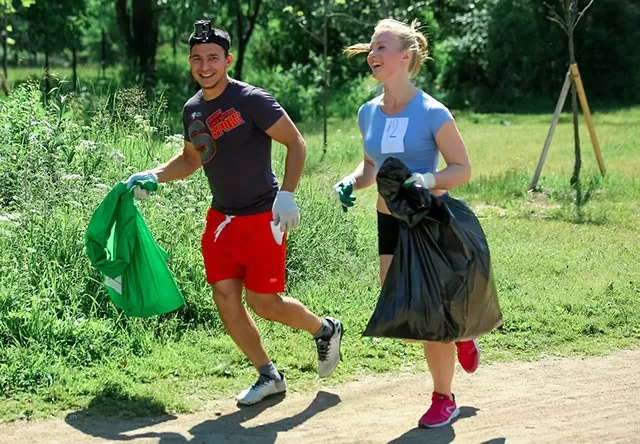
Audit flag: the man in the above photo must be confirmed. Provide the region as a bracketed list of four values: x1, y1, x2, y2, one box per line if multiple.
[126, 19, 343, 406]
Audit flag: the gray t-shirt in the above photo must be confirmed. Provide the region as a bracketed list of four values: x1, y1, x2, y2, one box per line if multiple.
[182, 79, 285, 215]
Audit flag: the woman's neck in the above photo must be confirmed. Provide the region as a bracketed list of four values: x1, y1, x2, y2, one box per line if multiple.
[381, 75, 417, 111]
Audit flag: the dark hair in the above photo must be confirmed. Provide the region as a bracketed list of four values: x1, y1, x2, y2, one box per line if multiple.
[189, 19, 231, 55]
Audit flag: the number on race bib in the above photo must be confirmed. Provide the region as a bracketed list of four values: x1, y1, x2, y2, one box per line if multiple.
[381, 117, 409, 154]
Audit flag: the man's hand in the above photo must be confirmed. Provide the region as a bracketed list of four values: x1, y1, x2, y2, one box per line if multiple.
[126, 171, 158, 199]
[272, 191, 300, 232]
[403, 172, 436, 189]
[334, 176, 356, 213]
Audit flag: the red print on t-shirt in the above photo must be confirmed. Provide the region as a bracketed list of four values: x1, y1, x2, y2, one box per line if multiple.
[206, 108, 246, 140]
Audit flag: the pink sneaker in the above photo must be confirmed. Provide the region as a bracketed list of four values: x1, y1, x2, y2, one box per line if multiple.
[418, 392, 460, 428]
[456, 339, 480, 373]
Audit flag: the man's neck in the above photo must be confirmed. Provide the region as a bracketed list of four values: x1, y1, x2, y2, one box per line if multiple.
[202, 75, 231, 101]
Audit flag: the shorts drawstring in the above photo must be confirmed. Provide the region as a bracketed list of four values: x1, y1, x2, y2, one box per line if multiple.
[214, 215, 234, 242]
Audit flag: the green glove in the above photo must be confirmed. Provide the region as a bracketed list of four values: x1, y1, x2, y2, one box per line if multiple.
[334, 176, 356, 213]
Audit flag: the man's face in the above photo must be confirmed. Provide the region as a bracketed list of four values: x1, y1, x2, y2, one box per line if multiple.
[188, 43, 232, 90]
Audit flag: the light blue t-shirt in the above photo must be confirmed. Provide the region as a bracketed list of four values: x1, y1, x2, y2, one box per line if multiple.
[358, 90, 453, 174]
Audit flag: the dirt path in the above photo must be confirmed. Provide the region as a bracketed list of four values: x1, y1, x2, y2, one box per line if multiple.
[3, 348, 640, 443]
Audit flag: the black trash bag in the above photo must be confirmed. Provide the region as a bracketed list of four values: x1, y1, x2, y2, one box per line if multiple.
[362, 157, 502, 342]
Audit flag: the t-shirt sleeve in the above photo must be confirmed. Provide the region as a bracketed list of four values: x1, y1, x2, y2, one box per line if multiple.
[182, 104, 191, 142]
[357, 103, 367, 134]
[428, 102, 454, 136]
[249, 87, 286, 132]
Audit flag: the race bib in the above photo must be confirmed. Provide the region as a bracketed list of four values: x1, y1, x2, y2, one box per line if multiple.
[381, 117, 409, 154]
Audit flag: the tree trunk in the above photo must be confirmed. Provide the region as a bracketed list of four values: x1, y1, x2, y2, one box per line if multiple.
[322, 0, 328, 156]
[1, 24, 7, 94]
[116, 0, 158, 88]
[115, 0, 133, 57]
[44, 50, 50, 103]
[72, 44, 78, 90]
[132, 0, 158, 88]
[233, 0, 263, 81]
[172, 27, 177, 68]
[101, 28, 107, 79]
[568, 7, 581, 187]
[234, 4, 245, 80]
[2, 28, 7, 81]
[0, 73, 8, 95]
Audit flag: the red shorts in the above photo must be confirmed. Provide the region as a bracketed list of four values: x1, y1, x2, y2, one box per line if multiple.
[200, 207, 287, 294]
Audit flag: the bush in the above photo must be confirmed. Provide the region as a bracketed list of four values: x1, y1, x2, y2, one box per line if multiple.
[0, 82, 374, 395]
[244, 63, 323, 122]
[437, 0, 640, 111]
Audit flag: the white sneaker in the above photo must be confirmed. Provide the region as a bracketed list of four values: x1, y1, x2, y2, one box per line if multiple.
[236, 373, 286, 406]
[316, 317, 343, 378]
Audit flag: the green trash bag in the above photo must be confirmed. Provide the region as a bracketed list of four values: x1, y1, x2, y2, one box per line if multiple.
[84, 179, 185, 317]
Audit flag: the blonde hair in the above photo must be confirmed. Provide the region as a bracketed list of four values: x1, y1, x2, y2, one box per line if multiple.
[344, 18, 430, 77]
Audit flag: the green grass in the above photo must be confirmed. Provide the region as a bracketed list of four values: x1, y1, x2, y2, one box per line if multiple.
[1, 82, 639, 423]
[5, 65, 122, 90]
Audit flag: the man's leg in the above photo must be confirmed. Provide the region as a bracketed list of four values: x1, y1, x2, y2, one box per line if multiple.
[244, 290, 322, 334]
[245, 213, 343, 380]
[202, 211, 271, 368]
[245, 290, 343, 379]
[201, 209, 286, 405]
[211, 279, 287, 406]
[212, 278, 271, 369]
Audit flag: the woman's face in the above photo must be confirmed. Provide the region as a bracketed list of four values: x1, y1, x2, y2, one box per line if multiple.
[367, 30, 409, 82]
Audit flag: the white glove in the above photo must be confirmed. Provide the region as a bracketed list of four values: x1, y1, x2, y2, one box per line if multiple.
[133, 186, 152, 200]
[126, 171, 158, 199]
[272, 191, 300, 232]
[404, 172, 436, 189]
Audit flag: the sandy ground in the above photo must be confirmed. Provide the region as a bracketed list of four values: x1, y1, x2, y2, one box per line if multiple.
[2, 348, 639, 443]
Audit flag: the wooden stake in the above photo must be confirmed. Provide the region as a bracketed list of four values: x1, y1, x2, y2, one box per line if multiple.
[529, 68, 572, 191]
[570, 63, 606, 176]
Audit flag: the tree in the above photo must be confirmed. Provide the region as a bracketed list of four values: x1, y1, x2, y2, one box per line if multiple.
[115, 0, 159, 88]
[230, 0, 263, 81]
[80, 0, 119, 78]
[13, 0, 86, 96]
[547, 0, 595, 188]
[269, 0, 437, 151]
[158, 0, 226, 67]
[1, 0, 35, 92]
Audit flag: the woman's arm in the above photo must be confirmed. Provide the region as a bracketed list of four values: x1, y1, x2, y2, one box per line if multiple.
[432, 120, 472, 190]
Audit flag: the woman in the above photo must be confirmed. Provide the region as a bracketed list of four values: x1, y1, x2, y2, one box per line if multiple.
[335, 18, 479, 428]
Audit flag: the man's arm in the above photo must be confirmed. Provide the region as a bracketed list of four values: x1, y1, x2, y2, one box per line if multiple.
[150, 141, 202, 184]
[264, 114, 306, 193]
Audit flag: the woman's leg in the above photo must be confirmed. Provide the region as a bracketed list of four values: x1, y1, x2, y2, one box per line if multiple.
[377, 211, 460, 428]
[423, 341, 456, 397]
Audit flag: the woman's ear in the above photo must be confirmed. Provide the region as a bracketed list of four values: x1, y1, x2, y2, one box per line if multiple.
[402, 49, 412, 66]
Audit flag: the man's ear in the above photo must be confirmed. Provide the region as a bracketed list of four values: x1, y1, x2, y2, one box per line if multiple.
[226, 53, 234, 67]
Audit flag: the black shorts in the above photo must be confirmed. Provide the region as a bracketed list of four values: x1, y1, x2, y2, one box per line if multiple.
[377, 194, 453, 256]
[377, 211, 400, 256]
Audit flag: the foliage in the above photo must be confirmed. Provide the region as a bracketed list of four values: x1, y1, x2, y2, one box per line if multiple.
[2, 83, 640, 420]
[4, 1, 640, 113]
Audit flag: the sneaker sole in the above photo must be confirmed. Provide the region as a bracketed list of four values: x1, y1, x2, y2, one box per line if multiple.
[236, 383, 287, 406]
[418, 407, 460, 428]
